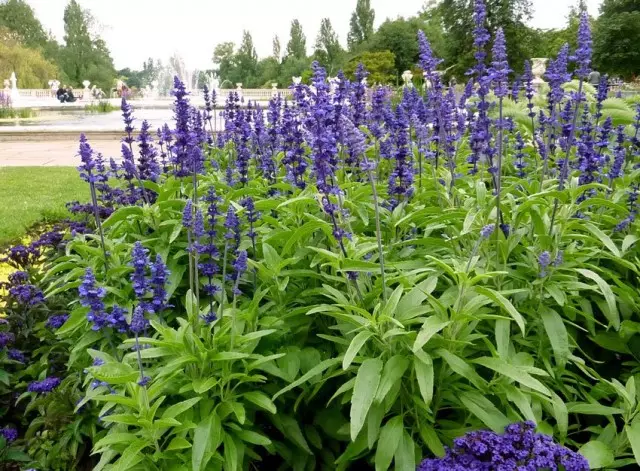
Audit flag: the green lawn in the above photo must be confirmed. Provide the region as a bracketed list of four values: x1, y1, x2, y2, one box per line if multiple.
[0, 167, 88, 246]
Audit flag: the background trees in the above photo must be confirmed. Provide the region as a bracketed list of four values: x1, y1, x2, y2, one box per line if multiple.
[593, 0, 640, 80]
[0, 0, 115, 90]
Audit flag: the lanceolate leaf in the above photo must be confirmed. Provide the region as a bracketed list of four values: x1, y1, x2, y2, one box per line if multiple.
[350, 358, 383, 441]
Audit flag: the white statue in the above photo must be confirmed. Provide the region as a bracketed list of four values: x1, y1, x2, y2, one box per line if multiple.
[9, 72, 19, 103]
[236, 82, 243, 100]
[531, 58, 548, 92]
[402, 70, 414, 88]
[271, 82, 278, 98]
[82, 80, 91, 100]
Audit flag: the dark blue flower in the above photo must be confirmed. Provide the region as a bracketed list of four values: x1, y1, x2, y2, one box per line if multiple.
[130, 242, 150, 298]
[7, 349, 26, 363]
[130, 304, 149, 334]
[0, 332, 15, 348]
[0, 427, 18, 443]
[79, 268, 107, 331]
[46, 314, 69, 329]
[149, 255, 170, 313]
[418, 422, 589, 471]
[28, 377, 61, 393]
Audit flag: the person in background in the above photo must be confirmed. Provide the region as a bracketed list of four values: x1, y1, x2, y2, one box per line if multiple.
[65, 86, 77, 103]
[588, 69, 601, 87]
[56, 85, 67, 103]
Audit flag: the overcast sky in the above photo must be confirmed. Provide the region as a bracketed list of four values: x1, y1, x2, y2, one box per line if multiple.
[26, 0, 602, 70]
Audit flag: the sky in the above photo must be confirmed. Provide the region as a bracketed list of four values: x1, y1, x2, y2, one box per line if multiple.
[26, 0, 602, 71]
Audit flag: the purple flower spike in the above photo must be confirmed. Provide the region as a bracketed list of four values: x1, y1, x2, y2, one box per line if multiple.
[575, 12, 592, 80]
[28, 377, 61, 394]
[480, 224, 495, 238]
[489, 28, 510, 98]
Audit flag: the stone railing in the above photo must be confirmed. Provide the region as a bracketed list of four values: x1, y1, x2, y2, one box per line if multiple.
[16, 88, 293, 102]
[18, 89, 85, 99]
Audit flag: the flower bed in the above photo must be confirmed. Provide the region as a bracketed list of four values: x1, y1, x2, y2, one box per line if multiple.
[1, 4, 640, 470]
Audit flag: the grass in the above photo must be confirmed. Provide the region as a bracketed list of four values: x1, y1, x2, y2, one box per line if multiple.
[0, 107, 38, 119]
[0, 167, 87, 247]
[84, 101, 117, 113]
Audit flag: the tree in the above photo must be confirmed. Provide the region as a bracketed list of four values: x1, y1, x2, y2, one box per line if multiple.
[278, 56, 311, 86]
[0, 41, 60, 88]
[213, 42, 237, 83]
[347, 0, 375, 51]
[314, 18, 344, 74]
[594, 0, 640, 80]
[273, 35, 281, 61]
[0, 0, 48, 50]
[257, 57, 280, 86]
[60, 0, 115, 90]
[236, 30, 259, 87]
[344, 51, 396, 84]
[439, 0, 534, 77]
[286, 19, 307, 60]
[370, 17, 423, 75]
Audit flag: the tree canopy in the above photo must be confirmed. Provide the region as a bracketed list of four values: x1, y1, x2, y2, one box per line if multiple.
[594, 0, 640, 79]
[347, 0, 375, 51]
[286, 19, 307, 60]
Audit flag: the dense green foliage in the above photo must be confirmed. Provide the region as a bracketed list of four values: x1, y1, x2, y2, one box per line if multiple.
[0, 0, 116, 90]
[593, 0, 640, 80]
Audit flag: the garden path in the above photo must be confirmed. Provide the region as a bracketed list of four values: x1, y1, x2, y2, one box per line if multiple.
[0, 139, 121, 166]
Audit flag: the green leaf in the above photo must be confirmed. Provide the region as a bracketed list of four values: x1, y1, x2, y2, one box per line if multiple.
[55, 306, 88, 336]
[412, 316, 450, 353]
[223, 432, 239, 471]
[243, 391, 277, 414]
[162, 397, 202, 419]
[540, 307, 569, 368]
[273, 358, 340, 400]
[350, 358, 383, 441]
[459, 392, 510, 433]
[394, 430, 416, 471]
[436, 349, 486, 389]
[192, 413, 222, 471]
[495, 319, 510, 359]
[375, 416, 404, 471]
[414, 355, 434, 407]
[235, 429, 271, 446]
[473, 357, 551, 396]
[583, 222, 621, 257]
[419, 425, 445, 457]
[475, 287, 525, 335]
[625, 420, 640, 466]
[576, 268, 620, 329]
[274, 414, 312, 454]
[111, 439, 147, 470]
[381, 286, 403, 319]
[262, 243, 282, 271]
[579, 440, 614, 469]
[93, 433, 139, 452]
[343, 331, 374, 370]
[102, 206, 144, 229]
[166, 437, 191, 451]
[375, 355, 410, 403]
[91, 363, 139, 385]
[367, 402, 384, 449]
[567, 403, 624, 415]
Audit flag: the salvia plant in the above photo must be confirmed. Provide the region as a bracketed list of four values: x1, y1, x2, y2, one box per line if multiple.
[1, 3, 640, 470]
